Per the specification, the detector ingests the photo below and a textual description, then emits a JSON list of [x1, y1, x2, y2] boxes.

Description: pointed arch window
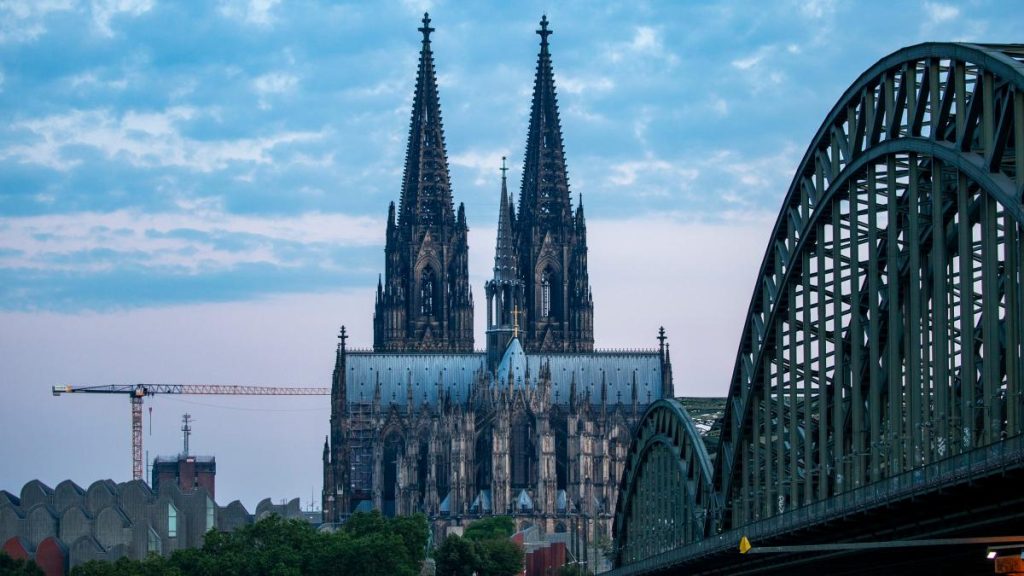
[[541, 270, 553, 318], [511, 412, 535, 488], [420, 267, 435, 316]]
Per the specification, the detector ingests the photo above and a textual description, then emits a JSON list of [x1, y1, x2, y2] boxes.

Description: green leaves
[[69, 512, 430, 576], [461, 516, 515, 542], [434, 517, 524, 576]]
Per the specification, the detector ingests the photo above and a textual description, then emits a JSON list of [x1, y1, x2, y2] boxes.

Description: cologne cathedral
[[322, 14, 674, 547]]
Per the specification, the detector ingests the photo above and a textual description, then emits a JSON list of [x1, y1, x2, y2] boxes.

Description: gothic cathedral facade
[[323, 14, 674, 552]]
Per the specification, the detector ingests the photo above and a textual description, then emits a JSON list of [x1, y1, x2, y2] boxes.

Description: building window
[[148, 526, 161, 554], [206, 497, 215, 532], [541, 271, 552, 317], [420, 268, 435, 316], [167, 503, 177, 538]]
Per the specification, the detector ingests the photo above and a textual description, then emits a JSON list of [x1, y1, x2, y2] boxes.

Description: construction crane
[[53, 383, 330, 481]]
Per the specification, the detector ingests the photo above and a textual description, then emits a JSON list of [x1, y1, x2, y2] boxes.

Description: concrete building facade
[[0, 479, 303, 574]]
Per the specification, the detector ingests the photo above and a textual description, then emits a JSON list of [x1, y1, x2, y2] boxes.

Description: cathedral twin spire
[[374, 12, 472, 353], [375, 13, 593, 356], [512, 14, 594, 353], [398, 13, 454, 230]]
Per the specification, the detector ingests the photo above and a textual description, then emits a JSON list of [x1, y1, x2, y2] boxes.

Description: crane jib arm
[[52, 384, 330, 396]]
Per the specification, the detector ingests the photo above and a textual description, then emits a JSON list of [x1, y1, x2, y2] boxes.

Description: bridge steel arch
[[612, 399, 713, 565], [612, 43, 1024, 573]]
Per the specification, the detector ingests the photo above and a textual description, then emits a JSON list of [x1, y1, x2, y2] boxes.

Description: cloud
[[400, 0, 432, 15], [557, 74, 614, 95], [0, 207, 382, 275], [731, 45, 788, 93], [798, 0, 838, 20], [0, 0, 75, 43], [253, 72, 298, 94], [606, 26, 679, 67], [219, 0, 280, 27], [594, 143, 800, 213], [731, 45, 773, 71], [608, 157, 698, 190], [924, 2, 959, 24], [68, 72, 129, 91], [449, 148, 512, 187], [564, 103, 606, 124], [90, 0, 153, 37], [919, 1, 983, 40], [3, 108, 324, 172], [253, 72, 299, 109]]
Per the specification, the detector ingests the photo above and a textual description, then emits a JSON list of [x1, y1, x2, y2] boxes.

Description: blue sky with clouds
[[2, 0, 1021, 510]]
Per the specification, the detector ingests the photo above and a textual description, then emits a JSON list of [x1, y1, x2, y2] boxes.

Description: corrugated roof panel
[[343, 350, 663, 407], [346, 353, 485, 408]]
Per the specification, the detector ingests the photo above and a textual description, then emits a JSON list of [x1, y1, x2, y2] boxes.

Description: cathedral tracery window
[[420, 267, 435, 316], [541, 270, 553, 318], [511, 412, 535, 488], [382, 433, 404, 517]]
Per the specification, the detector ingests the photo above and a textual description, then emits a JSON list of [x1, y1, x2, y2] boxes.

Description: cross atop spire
[[419, 12, 433, 42], [537, 14, 552, 49]]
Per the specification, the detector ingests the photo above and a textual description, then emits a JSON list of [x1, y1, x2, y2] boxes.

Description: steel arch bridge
[[612, 43, 1024, 575]]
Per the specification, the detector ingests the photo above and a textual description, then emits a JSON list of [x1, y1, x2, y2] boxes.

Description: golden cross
[[512, 303, 520, 338]]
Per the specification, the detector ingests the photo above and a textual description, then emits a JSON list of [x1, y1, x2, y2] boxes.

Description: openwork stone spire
[[512, 15, 593, 353], [494, 157, 517, 282], [398, 12, 454, 229], [374, 13, 473, 353], [518, 14, 573, 233]]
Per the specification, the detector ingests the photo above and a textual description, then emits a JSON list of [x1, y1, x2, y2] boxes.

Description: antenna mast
[[181, 413, 192, 456]]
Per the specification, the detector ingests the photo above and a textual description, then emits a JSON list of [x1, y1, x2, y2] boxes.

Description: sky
[[1, 0, 1021, 512]]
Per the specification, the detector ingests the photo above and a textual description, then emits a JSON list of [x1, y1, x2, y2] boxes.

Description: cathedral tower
[[374, 13, 474, 353], [515, 16, 594, 353]]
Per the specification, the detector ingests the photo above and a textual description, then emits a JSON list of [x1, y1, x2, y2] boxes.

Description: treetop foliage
[[460, 516, 515, 542], [69, 512, 429, 576], [434, 516, 523, 576]]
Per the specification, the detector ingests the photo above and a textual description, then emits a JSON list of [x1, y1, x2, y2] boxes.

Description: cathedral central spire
[[493, 157, 517, 282]]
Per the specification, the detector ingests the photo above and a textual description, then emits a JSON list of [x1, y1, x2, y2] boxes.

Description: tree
[[475, 538, 524, 576], [461, 516, 515, 542], [434, 534, 481, 576], [390, 513, 431, 563], [0, 552, 44, 576], [68, 513, 430, 576], [434, 526, 524, 576]]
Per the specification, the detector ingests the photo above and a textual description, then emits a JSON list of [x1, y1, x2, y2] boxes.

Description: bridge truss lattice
[[613, 42, 1024, 572]]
